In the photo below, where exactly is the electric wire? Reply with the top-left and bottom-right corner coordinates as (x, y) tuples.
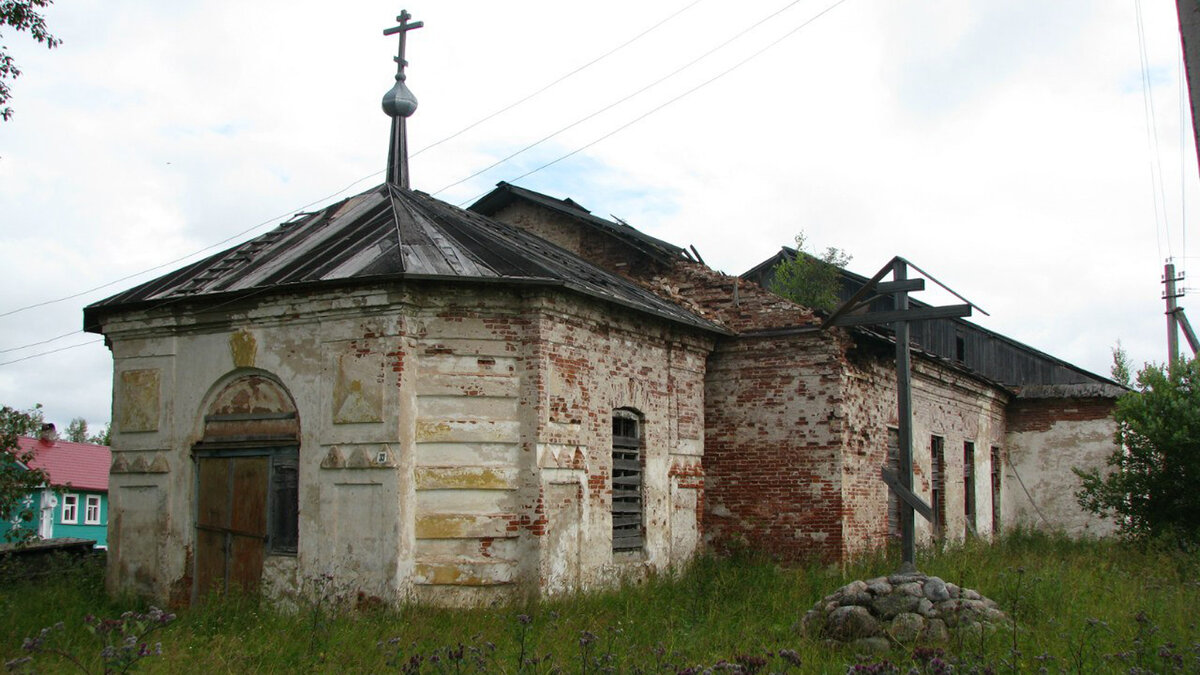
(456, 0), (851, 207)
(0, 329), (83, 354)
(430, 0), (811, 197)
(0, 340), (103, 367)
(0, 2), (704, 324)
(0, 171), (385, 320)
(1135, 0), (1173, 263)
(410, 0), (705, 160)
(2, 0), (847, 366)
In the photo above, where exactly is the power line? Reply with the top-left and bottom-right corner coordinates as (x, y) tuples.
(432, 0), (811, 197)
(0, 3), (703, 324)
(411, 0), (705, 160)
(458, 0), (851, 206)
(1, 0), (848, 365)
(0, 329), (82, 354)
(0, 339), (104, 367)
(0, 170), (386, 320)
(1135, 0), (1172, 262)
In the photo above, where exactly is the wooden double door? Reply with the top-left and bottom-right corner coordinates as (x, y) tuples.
(195, 455), (270, 598)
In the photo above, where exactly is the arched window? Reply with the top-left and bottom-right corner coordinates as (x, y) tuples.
(612, 409), (643, 553)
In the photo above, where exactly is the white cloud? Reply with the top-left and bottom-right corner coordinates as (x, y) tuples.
(1, 0), (1197, 427)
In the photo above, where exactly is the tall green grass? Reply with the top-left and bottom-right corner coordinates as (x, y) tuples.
(2, 530), (1197, 673)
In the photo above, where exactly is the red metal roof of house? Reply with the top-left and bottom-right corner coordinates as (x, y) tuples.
(16, 436), (110, 492)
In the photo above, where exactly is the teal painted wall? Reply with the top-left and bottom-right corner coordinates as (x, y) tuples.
(50, 491), (108, 548)
(2, 491), (40, 543)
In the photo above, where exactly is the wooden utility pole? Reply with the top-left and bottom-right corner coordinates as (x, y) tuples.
(1166, 262), (1182, 367)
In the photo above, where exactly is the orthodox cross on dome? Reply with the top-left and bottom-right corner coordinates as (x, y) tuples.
(382, 10), (423, 188)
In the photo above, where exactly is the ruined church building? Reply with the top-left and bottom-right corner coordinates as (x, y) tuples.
(83, 13), (1121, 607)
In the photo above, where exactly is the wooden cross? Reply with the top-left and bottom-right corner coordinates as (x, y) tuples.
(383, 10), (424, 80)
(823, 256), (977, 568)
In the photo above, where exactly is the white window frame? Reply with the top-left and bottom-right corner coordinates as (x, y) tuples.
(61, 494), (79, 524)
(84, 495), (101, 525)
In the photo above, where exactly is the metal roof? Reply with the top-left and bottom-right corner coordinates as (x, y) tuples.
(84, 184), (724, 335)
(741, 247), (1120, 390)
(19, 437), (111, 492)
(469, 182), (693, 264)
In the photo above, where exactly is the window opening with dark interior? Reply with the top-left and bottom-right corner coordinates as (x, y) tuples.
(990, 445), (1002, 534)
(612, 409), (643, 553)
(964, 441), (976, 535)
(931, 435), (946, 540)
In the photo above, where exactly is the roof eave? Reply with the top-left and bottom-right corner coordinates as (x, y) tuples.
(84, 272), (730, 337)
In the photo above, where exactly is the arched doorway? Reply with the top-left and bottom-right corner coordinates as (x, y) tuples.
(192, 374), (299, 601)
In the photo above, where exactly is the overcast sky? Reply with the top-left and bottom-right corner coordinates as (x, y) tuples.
(1, 0), (1196, 432)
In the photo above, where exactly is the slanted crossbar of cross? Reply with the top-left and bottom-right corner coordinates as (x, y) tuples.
(383, 10), (424, 81)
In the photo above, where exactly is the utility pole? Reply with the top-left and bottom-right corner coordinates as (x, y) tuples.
(1165, 262), (1184, 368)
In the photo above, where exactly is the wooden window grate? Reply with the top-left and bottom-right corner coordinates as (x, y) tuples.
(990, 446), (1002, 534)
(931, 436), (945, 540)
(612, 410), (643, 553)
(964, 441), (976, 535)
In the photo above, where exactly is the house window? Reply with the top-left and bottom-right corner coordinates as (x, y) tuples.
(85, 495), (101, 525)
(612, 409), (643, 553)
(991, 446), (1002, 534)
(61, 494), (78, 524)
(963, 441), (976, 535)
(930, 436), (945, 540)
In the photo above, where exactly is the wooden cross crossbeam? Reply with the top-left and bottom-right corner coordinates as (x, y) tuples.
(384, 10), (424, 76)
(818, 256), (984, 567)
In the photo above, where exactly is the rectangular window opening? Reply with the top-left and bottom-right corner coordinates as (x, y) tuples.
(84, 495), (101, 525)
(886, 428), (901, 541)
(612, 411), (643, 553)
(930, 436), (945, 540)
(991, 446), (1002, 534)
(963, 441), (976, 536)
(61, 494), (78, 524)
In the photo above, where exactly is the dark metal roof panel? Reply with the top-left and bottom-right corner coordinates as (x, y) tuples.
(741, 247), (1118, 389)
(85, 184), (723, 335)
(469, 182), (690, 263)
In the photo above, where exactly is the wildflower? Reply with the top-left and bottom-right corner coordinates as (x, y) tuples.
(778, 649), (802, 667)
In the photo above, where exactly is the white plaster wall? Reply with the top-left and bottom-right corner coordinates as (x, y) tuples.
(1005, 417), (1118, 537)
(99, 281), (711, 607)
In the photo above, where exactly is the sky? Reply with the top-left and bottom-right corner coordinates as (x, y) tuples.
(1, 0), (1197, 433)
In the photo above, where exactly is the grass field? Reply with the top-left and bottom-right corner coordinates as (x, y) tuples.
(2, 530), (1197, 673)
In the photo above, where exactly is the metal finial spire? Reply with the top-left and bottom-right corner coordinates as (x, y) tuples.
(382, 10), (423, 188)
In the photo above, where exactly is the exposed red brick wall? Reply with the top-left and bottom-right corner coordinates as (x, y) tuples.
(703, 332), (853, 562)
(1007, 397), (1115, 433)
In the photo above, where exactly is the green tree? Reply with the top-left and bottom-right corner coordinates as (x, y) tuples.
(65, 416), (87, 443)
(1074, 358), (1200, 545)
(1110, 340), (1132, 387)
(769, 232), (852, 313)
(1, 0), (61, 121)
(88, 423), (110, 446)
(1, 404), (50, 543)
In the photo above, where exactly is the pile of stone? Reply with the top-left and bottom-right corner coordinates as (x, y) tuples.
(799, 568), (1008, 650)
